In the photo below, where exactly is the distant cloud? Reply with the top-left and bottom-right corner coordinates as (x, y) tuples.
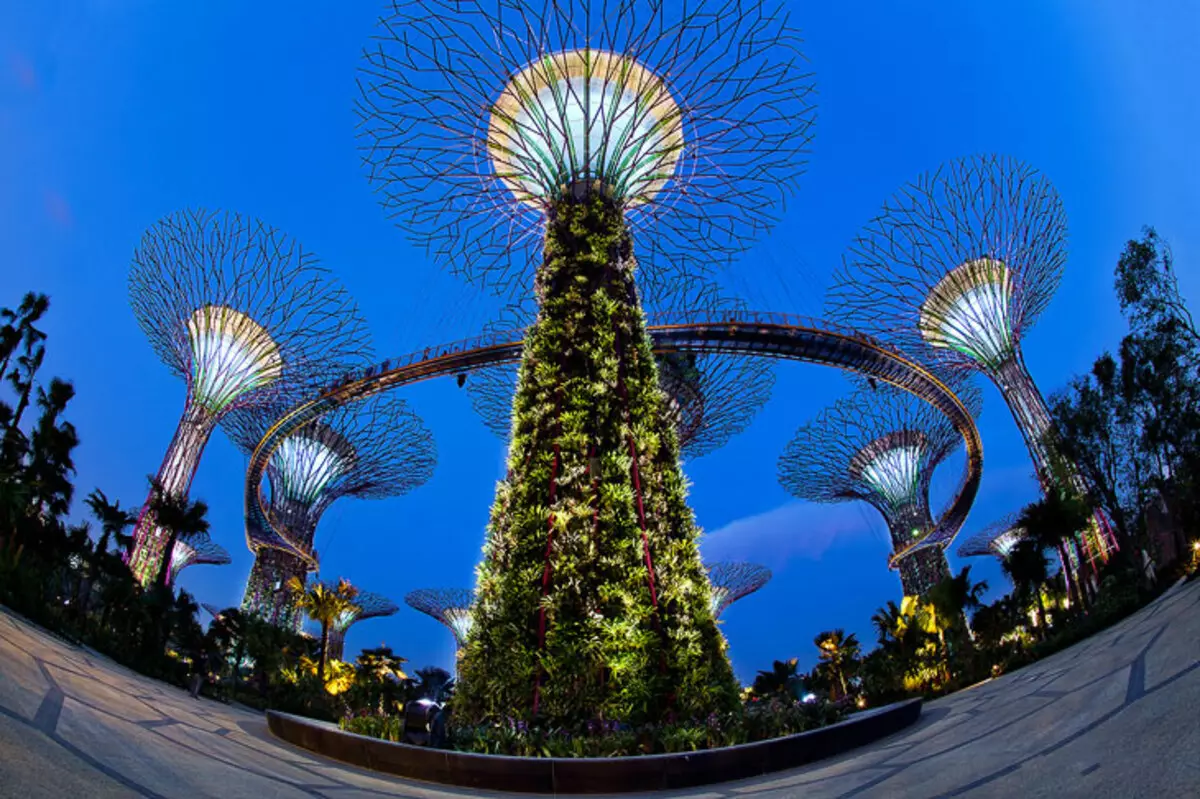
(43, 189), (72, 228)
(9, 54), (37, 91)
(700, 501), (883, 568)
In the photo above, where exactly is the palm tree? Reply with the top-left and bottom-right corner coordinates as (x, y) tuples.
(85, 489), (137, 557)
(0, 293), (49, 385)
(1018, 484), (1095, 606)
(288, 576), (360, 682)
(145, 478), (209, 588)
(749, 658), (803, 700)
(871, 600), (904, 649)
(1001, 539), (1051, 639)
(814, 629), (861, 700)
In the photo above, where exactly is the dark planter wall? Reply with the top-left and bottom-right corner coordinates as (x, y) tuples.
(267, 699), (922, 794)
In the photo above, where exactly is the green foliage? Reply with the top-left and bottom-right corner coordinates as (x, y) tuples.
(405, 698), (845, 757)
(1050, 227), (1200, 575)
(456, 194), (737, 727)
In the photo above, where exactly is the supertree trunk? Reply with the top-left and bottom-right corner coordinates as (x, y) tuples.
(993, 352), (1113, 596)
(889, 506), (951, 597)
(241, 546), (310, 630)
(127, 398), (216, 585)
(454, 193), (738, 727)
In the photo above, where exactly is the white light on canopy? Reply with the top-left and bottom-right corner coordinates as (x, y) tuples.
(272, 434), (351, 504)
(860, 445), (924, 511)
(992, 527), (1027, 558)
(187, 305), (283, 412)
(487, 49), (684, 208)
(444, 607), (475, 647)
(918, 258), (1016, 368)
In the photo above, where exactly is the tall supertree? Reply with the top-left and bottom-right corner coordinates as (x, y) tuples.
(224, 394), (436, 629)
(705, 562), (771, 619)
(957, 513), (1027, 560)
(405, 588), (476, 654)
(467, 289), (775, 459)
(358, 0), (814, 725)
(826, 154), (1117, 588)
(778, 382), (982, 597)
(126, 209), (370, 586)
(326, 590), (400, 662)
(168, 533), (231, 584)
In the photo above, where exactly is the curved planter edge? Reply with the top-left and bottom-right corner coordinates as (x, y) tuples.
(267, 698), (922, 794)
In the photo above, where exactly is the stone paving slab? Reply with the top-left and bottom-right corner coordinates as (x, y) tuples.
(1, 579), (1198, 798)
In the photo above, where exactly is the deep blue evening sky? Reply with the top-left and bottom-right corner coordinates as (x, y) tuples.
(1, 2), (1197, 680)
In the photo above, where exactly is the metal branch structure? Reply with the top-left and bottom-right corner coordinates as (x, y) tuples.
(467, 287), (775, 459)
(779, 380), (982, 597)
(705, 562), (771, 618)
(827, 153), (1117, 587)
(957, 513), (1028, 560)
(326, 590), (400, 662)
(357, 0), (815, 299)
(126, 208), (371, 586)
(405, 588), (477, 652)
(168, 533), (231, 584)
(224, 393), (436, 628)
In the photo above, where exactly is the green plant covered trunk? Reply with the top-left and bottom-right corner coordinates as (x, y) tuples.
(455, 194), (738, 727)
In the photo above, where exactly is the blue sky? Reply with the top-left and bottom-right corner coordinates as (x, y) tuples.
(1, 1), (1197, 681)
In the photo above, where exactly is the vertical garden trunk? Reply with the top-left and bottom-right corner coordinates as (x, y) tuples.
(454, 194), (738, 727)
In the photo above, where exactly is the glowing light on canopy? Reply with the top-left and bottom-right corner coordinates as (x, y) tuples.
(443, 607), (475, 648)
(488, 49), (684, 208)
(918, 259), (1016, 369)
(849, 431), (929, 512)
(186, 305), (283, 413)
(270, 433), (354, 505)
(405, 588), (476, 649)
(992, 527), (1026, 558)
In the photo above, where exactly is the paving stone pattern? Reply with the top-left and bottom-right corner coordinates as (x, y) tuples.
(1, 579), (1198, 798)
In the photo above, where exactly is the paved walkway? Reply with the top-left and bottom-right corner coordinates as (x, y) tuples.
(2, 580), (1198, 798)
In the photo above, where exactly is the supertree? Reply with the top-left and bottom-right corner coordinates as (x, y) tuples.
(327, 590), (400, 662)
(223, 394), (436, 629)
(778, 382), (983, 598)
(466, 288), (775, 459)
(826, 154), (1117, 589)
(957, 513), (1027, 560)
(168, 533), (231, 584)
(126, 209), (370, 586)
(358, 0), (815, 726)
(705, 562), (771, 618)
(405, 588), (477, 654)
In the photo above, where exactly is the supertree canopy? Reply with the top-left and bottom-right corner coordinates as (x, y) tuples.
(168, 533), (231, 584)
(126, 209), (370, 586)
(405, 588), (477, 652)
(778, 382), (982, 597)
(223, 394), (436, 629)
(705, 562), (771, 618)
(957, 513), (1027, 560)
(826, 154), (1116, 580)
(358, 0), (814, 299)
(326, 589), (400, 662)
(466, 288), (775, 459)
(358, 0), (814, 726)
